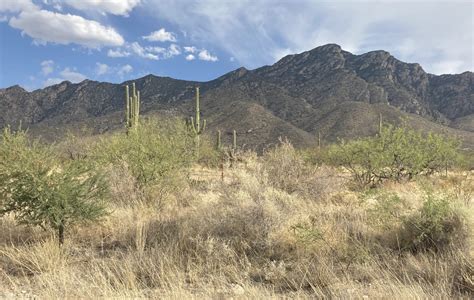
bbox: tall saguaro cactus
[125,82,140,133]
[190,87,206,154]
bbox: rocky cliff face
[1,44,472,148]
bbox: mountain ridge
[1,44,473,149]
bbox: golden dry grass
[0,147,473,299]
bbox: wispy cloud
[95,63,110,76]
[147,0,473,74]
[62,0,141,16]
[118,64,133,76]
[107,48,131,58]
[143,28,177,42]
[59,67,87,83]
[198,49,218,62]
[40,60,54,75]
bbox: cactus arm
[190,117,197,134]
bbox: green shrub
[399,192,467,253]
[328,125,461,187]
[367,191,408,230]
[91,118,194,190]
[0,127,107,245]
[195,134,222,167]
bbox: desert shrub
[367,191,409,230]
[0,127,107,245]
[300,146,330,166]
[195,134,222,167]
[262,139,308,193]
[398,192,467,253]
[328,125,461,187]
[457,150,474,170]
[91,118,194,190]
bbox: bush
[262,139,307,193]
[0,127,107,245]
[328,125,461,187]
[90,118,194,202]
[399,192,467,253]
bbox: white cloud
[143,28,177,42]
[184,46,197,53]
[146,44,180,58]
[167,44,181,57]
[107,48,131,57]
[9,9,124,48]
[185,54,195,61]
[0,0,37,13]
[145,46,166,54]
[114,43,181,60]
[43,77,63,87]
[130,42,159,60]
[40,59,54,75]
[118,64,133,76]
[60,67,87,83]
[198,49,218,62]
[430,60,466,75]
[148,0,473,74]
[63,0,141,16]
[95,63,109,76]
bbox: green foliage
[0,127,107,245]
[328,124,461,187]
[367,191,408,229]
[202,137,224,168]
[399,192,467,253]
[92,118,194,189]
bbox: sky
[0,0,472,91]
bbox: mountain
[1,44,473,149]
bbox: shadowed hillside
[1,44,473,148]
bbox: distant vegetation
[327,124,462,187]
[0,85,472,298]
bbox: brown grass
[1,146,473,298]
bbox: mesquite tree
[0,127,108,245]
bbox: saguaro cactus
[190,87,206,154]
[125,82,140,133]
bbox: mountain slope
[0,44,472,149]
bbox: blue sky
[0,0,472,91]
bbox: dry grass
[1,148,473,299]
